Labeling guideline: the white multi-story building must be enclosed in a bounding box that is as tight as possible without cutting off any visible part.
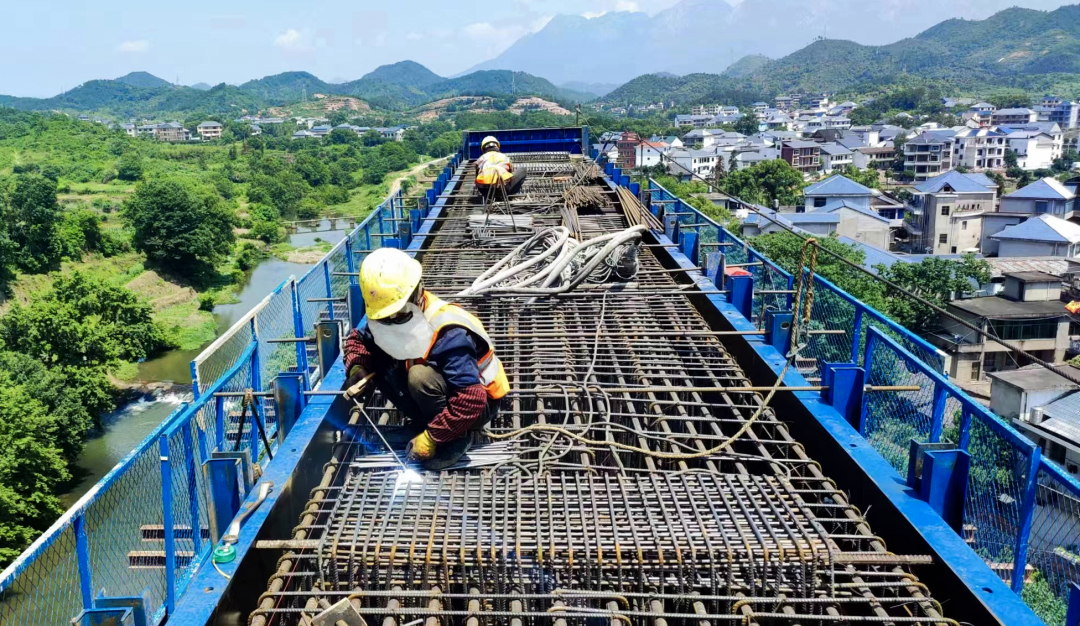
[952,127,1007,171]
[1005,129,1062,170]
[196,121,223,140]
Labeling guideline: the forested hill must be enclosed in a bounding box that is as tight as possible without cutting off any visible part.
[0,63,593,117]
[601,4,1080,105]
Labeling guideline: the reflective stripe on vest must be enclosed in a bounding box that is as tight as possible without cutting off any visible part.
[476,152,512,185]
[415,293,509,400]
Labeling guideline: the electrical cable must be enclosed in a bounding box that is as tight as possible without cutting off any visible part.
[485,238,818,461]
[651,148,1080,385]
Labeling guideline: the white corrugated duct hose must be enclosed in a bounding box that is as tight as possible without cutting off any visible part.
[458,225,647,298]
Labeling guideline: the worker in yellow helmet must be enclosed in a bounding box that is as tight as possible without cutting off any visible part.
[474,135,525,199]
[342,248,509,469]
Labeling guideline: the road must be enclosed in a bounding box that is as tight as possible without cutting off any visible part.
[388,156,448,197]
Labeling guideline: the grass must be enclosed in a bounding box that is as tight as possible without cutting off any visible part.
[156,300,217,351]
[109,361,140,382]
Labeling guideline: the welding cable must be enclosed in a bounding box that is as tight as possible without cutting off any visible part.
[486,239,819,461]
[213,559,232,580]
[651,149,1080,387]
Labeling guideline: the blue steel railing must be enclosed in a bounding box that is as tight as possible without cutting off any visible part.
[645,175,1080,624]
[0,156,460,625]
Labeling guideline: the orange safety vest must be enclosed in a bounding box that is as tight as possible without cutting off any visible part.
[409,292,510,400]
[475,151,513,186]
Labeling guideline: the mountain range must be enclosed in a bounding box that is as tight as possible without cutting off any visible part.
[601,5,1080,105]
[3,5,1079,119]
[469,0,1074,86]
[0,62,592,117]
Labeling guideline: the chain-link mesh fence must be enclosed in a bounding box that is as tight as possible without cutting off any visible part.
[0,183,413,624]
[645,177,1078,619]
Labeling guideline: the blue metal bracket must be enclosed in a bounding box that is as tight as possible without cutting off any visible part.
[1066,582,1080,626]
[203,457,242,541]
[347,283,364,332]
[820,362,865,429]
[680,231,699,267]
[763,311,793,356]
[907,441,970,532]
[727,274,754,320]
[70,606,134,626]
[315,321,342,379]
[273,373,306,443]
[94,593,151,626]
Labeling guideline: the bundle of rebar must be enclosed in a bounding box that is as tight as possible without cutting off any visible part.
[616,185,664,231]
[248,151,953,626]
[562,185,610,211]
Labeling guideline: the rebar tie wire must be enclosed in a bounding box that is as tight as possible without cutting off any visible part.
[485,239,820,462]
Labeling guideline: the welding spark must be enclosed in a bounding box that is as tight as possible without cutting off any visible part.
[394,468,424,493]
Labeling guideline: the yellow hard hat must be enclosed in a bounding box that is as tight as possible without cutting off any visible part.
[359,248,422,320]
[481,136,500,152]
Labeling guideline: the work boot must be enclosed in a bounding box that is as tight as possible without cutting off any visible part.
[422,436,472,471]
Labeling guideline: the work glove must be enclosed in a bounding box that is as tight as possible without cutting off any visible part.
[406,430,437,461]
[343,365,372,401]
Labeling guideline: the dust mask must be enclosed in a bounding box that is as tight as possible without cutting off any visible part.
[369,303,434,360]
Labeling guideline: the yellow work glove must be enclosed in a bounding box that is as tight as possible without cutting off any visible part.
[406,430,437,461]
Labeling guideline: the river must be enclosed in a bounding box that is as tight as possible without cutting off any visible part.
[60,222,349,505]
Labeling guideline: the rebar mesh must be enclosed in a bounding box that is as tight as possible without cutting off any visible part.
[249,154,951,626]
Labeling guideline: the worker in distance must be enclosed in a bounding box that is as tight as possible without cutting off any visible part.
[474,135,525,199]
[341,248,509,469]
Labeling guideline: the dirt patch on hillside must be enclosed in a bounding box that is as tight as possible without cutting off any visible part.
[125,271,198,311]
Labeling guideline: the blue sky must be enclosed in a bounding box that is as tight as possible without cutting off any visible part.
[1,0,681,97]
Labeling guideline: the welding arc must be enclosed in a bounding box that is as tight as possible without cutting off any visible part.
[654,150,1080,387]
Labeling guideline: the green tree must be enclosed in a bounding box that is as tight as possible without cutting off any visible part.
[294,153,331,187]
[877,255,992,332]
[732,113,760,136]
[57,208,103,259]
[5,173,63,273]
[1004,148,1018,168]
[327,128,360,145]
[836,165,879,189]
[123,179,235,280]
[427,131,463,157]
[247,172,306,218]
[116,153,143,181]
[0,272,171,367]
[0,382,68,564]
[362,130,384,147]
[720,159,804,206]
[749,231,888,311]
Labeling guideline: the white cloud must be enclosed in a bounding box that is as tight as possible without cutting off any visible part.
[405,32,423,41]
[116,40,149,53]
[274,28,311,52]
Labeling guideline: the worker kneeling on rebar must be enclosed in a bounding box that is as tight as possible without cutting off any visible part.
[341,248,509,469]
[474,135,525,199]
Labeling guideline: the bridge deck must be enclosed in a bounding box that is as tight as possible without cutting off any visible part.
[247,153,951,625]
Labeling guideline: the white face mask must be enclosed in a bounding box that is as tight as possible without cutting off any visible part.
[369,303,434,360]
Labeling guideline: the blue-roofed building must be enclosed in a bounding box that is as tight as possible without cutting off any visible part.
[1000,178,1076,219]
[907,171,998,254]
[804,175,873,211]
[1019,390,1080,473]
[990,214,1080,257]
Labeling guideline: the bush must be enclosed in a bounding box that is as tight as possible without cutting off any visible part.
[235,242,263,271]
[198,293,216,312]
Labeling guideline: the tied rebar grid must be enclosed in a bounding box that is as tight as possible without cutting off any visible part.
[249,154,952,626]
